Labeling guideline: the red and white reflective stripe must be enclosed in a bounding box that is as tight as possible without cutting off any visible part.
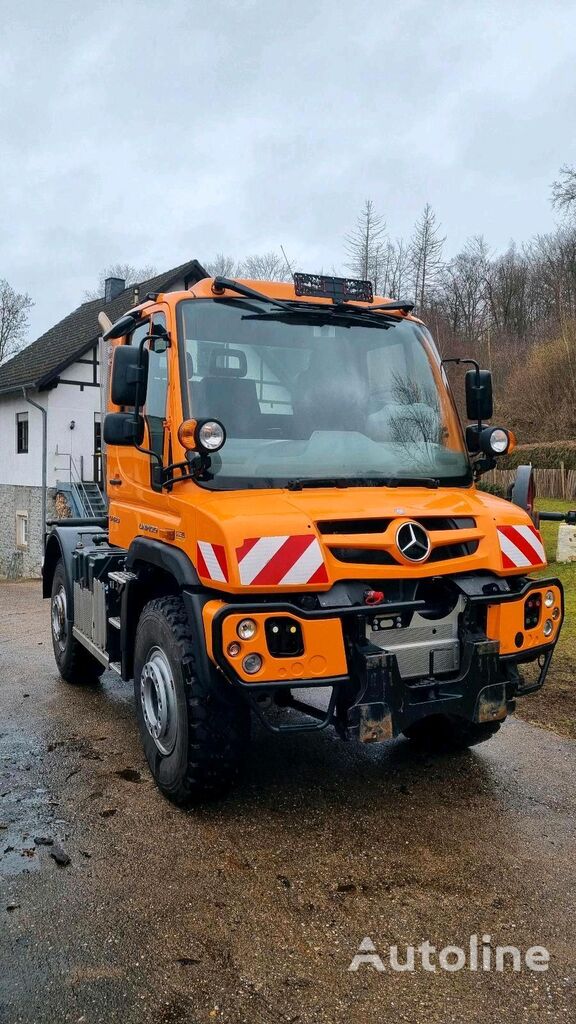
[236,535,328,586]
[196,541,229,583]
[497,524,546,569]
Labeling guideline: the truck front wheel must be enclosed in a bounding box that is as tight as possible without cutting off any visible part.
[134,596,249,804]
[50,559,105,684]
[403,715,501,750]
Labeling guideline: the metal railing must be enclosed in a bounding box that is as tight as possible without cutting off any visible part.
[56,453,106,518]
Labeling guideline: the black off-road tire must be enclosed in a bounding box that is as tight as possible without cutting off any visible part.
[134,595,250,804]
[403,715,501,750]
[50,559,105,684]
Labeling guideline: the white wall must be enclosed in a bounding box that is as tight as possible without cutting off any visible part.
[48,350,101,486]
[0,347,102,489]
[0,390,48,487]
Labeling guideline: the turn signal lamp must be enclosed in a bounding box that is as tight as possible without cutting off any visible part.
[178,419,197,450]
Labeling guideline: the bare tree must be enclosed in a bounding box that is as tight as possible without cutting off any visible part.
[409,203,446,311]
[439,236,490,343]
[527,225,576,322]
[0,279,33,365]
[551,165,576,216]
[238,251,290,281]
[385,238,410,299]
[205,253,239,278]
[345,200,387,292]
[84,263,157,300]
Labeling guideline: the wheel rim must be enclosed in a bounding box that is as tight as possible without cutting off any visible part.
[140,646,178,755]
[51,585,67,652]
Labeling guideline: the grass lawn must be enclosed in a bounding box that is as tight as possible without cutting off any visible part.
[515,498,575,737]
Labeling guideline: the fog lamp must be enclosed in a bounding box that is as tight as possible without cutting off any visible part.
[543,619,554,638]
[242,653,262,675]
[237,618,257,640]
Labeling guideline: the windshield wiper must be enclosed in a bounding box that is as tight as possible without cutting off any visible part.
[371,476,439,488]
[332,299,415,314]
[212,276,415,318]
[212,276,294,312]
[286,478,352,490]
[285,476,440,490]
[240,305,396,328]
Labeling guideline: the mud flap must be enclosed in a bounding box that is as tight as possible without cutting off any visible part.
[347,647,395,743]
[475,682,508,723]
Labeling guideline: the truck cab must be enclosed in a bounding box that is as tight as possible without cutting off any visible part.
[43,273,564,803]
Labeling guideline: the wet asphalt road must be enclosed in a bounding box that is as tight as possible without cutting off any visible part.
[0,580,575,1024]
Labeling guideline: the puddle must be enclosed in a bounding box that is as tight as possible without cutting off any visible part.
[0,731,64,879]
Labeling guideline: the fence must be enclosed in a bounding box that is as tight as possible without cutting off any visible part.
[485,464,576,500]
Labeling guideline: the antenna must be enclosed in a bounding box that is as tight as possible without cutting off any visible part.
[280,245,295,278]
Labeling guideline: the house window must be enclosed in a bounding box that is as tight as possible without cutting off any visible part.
[16,512,29,550]
[16,412,29,454]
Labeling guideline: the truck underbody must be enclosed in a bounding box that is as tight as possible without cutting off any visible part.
[43,520,562,762]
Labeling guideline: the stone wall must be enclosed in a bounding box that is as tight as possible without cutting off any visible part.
[0,485,56,579]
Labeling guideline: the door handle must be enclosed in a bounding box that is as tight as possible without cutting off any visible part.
[109,477,122,486]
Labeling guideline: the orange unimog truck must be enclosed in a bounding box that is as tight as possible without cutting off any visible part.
[43,271,564,804]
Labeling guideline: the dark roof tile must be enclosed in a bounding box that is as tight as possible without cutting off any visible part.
[0,259,207,393]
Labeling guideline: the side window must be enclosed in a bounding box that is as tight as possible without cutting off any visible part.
[126,315,168,472]
[16,412,29,453]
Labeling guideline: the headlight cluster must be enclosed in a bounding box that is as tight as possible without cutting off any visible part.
[523,589,560,644]
[226,619,264,675]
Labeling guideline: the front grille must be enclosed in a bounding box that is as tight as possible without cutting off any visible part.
[320,516,479,567]
[429,540,479,562]
[331,547,397,565]
[317,518,391,535]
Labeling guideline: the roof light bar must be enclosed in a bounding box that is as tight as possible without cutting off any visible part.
[294,273,373,304]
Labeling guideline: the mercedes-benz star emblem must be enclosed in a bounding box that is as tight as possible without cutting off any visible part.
[395,521,431,562]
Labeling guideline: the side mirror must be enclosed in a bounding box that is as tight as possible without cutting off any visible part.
[105,313,140,340]
[465,369,493,421]
[103,412,144,446]
[110,345,149,407]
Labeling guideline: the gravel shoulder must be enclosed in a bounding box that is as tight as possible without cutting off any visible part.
[1,580,575,1024]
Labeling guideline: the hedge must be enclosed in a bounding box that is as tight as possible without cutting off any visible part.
[500,441,576,470]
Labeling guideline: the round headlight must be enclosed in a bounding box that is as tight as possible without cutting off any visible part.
[237,618,257,641]
[489,428,510,455]
[543,618,554,637]
[544,590,554,608]
[242,653,262,675]
[196,419,226,452]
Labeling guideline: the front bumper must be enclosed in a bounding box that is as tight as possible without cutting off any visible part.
[204,576,564,740]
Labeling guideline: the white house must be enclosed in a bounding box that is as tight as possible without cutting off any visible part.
[0,259,207,577]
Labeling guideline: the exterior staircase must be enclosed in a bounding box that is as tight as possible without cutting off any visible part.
[74,481,107,518]
[56,454,107,519]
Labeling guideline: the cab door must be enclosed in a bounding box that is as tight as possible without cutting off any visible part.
[107,308,173,543]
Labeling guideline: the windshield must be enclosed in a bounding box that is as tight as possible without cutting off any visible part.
[177,299,471,489]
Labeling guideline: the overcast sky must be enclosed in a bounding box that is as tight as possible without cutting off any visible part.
[1,0,575,340]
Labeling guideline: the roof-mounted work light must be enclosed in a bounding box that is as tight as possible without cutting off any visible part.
[293,273,374,303]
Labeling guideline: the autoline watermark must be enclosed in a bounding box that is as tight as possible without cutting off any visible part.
[349,935,550,973]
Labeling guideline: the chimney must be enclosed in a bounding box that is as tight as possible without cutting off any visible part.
[104,277,125,304]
